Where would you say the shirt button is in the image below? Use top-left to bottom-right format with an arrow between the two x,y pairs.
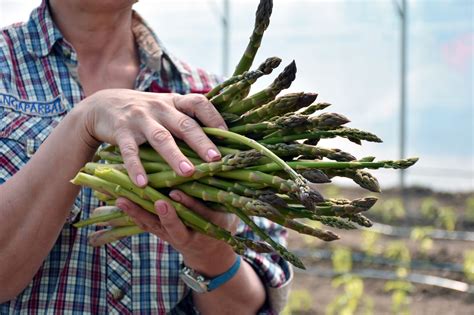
27,146 -> 35,156
26,139 -> 36,157
112,288 -> 124,301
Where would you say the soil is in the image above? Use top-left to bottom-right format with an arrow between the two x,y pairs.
285,186 -> 474,315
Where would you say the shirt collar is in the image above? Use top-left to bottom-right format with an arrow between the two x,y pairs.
23,1 -> 190,77
24,0 -> 63,58
131,11 -> 190,76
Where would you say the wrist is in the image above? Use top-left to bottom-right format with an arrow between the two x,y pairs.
72,98 -> 101,150
183,244 -> 237,278
181,255 -> 242,294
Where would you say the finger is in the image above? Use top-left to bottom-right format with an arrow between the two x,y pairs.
141,118 -> 195,177
163,112 -> 222,162
92,206 -> 130,227
91,205 -> 122,217
169,190 -> 212,217
170,190 -> 237,230
116,198 -> 165,237
88,229 -> 128,247
174,94 -> 228,130
115,129 -> 147,187
155,200 -> 191,246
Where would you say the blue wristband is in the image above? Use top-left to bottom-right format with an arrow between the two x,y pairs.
207,255 -> 241,291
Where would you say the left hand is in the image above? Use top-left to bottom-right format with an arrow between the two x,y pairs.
116,190 -> 240,276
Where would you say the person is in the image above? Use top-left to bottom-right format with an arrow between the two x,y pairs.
0,0 -> 292,314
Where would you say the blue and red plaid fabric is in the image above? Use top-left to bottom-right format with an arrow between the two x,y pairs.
0,1 -> 290,314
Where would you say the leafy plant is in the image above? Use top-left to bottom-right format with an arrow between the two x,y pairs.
384,241 -> 412,314
410,227 -> 433,256
326,275 -> 368,315
420,197 -> 439,220
332,247 -> 352,273
371,198 -> 405,223
282,289 -> 313,315
384,280 -> 413,315
384,241 -> 411,267
420,198 -> 457,231
361,230 -> 381,258
465,197 -> 474,221
326,247 -> 373,315
463,250 -> 474,283
437,206 -> 457,231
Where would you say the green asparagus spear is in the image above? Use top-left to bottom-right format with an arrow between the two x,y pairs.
233,0 -> 274,75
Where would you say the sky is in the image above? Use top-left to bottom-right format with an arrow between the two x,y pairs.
1,0 -> 473,192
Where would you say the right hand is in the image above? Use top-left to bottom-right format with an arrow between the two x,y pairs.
77,89 -> 227,186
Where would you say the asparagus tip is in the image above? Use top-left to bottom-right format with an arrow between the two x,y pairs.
255,0 -> 273,33
258,56 -> 282,74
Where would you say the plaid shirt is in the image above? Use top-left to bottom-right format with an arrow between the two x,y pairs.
0,1 -> 291,314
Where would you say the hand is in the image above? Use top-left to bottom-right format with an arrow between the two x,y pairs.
116,190 -> 240,276
77,89 -> 227,186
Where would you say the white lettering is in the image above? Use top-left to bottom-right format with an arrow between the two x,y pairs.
0,92 -> 64,116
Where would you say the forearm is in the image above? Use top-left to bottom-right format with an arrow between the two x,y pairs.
0,104 -> 98,302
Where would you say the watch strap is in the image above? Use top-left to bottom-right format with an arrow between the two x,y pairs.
207,255 -> 241,291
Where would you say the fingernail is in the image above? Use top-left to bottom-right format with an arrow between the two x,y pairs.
179,161 -> 193,174
170,191 -> 181,201
207,148 -> 220,161
136,174 -> 146,186
156,202 -> 168,216
218,124 -> 228,131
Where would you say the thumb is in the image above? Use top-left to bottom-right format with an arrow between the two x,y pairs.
155,200 -> 190,246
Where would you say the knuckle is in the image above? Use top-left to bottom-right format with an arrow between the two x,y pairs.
192,93 -> 208,103
150,128 -> 173,144
113,118 -> 129,130
149,221 -> 162,232
120,143 -> 138,158
177,116 -> 198,133
200,103 -> 218,117
154,99 -> 172,112
192,94 -> 212,109
125,105 -> 147,118
124,159 -> 141,174
136,221 -> 148,231
192,135 -> 211,148
167,149 -> 184,163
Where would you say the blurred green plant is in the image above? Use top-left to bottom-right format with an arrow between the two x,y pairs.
437,206 -> 457,231
370,198 -> 405,223
326,247 -> 373,315
384,241 -> 411,269
410,227 -> 433,257
420,198 -> 457,231
384,280 -> 414,315
332,247 -> 352,273
463,250 -> 474,283
420,197 -> 439,220
384,241 -> 412,314
465,197 -> 474,221
282,289 -> 313,315
361,230 -> 381,258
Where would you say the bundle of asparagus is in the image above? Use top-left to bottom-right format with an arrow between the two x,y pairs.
71,0 -> 417,269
